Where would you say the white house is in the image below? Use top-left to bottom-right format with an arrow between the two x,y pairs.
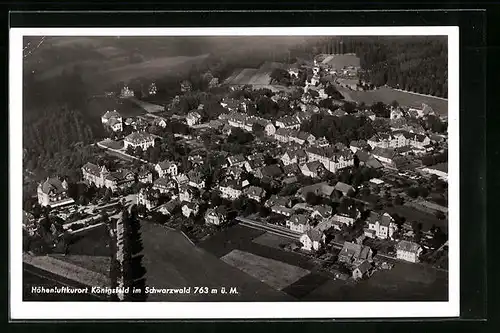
186,111 -> 202,127
421,163 -> 448,181
286,214 -> 311,233
395,240 -> 423,263
205,208 -> 227,226
365,212 -> 398,240
124,132 -> 156,151
120,85 -> 134,98
182,202 -> 199,218
155,160 -> 178,178
219,182 -> 243,200
300,229 -> 326,251
300,161 -> 325,178
281,149 -> 307,166
244,186 -> 266,202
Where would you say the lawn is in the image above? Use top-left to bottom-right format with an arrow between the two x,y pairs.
67,224 -> 112,257
51,254 -> 111,277
221,249 -> 311,291
337,85 -> 448,116
252,232 -> 290,250
386,204 -> 448,232
303,260 -> 448,301
139,222 -> 291,301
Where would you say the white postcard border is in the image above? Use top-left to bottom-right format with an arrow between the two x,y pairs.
10,26 -> 459,320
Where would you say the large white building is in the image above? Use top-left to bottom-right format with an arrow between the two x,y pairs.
124,132 -> 156,151
395,240 -> 423,263
364,212 -> 398,240
37,177 -> 75,208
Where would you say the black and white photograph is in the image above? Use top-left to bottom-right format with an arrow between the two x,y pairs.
10,27 -> 459,319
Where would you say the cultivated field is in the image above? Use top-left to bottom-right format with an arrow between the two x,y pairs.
386,204 -> 447,232
320,54 -> 361,68
139,222 -> 291,301
221,249 -> 310,290
51,254 -> 111,277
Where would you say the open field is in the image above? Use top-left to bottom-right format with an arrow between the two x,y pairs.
320,53 -> 361,68
336,85 -> 448,116
252,232 -> 290,250
102,54 -> 210,83
66,224 -> 112,257
386,204 -> 448,232
50,254 -> 111,277
139,221 -> 291,301
303,260 -> 448,301
221,249 -> 310,290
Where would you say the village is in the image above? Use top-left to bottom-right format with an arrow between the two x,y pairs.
23,50 -> 449,299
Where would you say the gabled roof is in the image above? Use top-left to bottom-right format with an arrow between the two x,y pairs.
157,160 -> 175,170
244,186 -> 266,197
261,164 -> 283,178
396,240 -> 422,253
39,177 -> 66,195
290,214 -> 310,225
82,162 -> 101,176
304,161 -> 324,172
125,132 -> 155,144
296,182 -> 335,198
102,110 -> 121,119
304,228 -> 324,242
334,182 -> 354,194
369,211 -> 394,227
227,154 -> 246,165
371,147 -> 396,160
355,260 -> 372,274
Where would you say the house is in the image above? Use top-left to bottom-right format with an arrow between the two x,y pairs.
226,165 -> 245,180
355,109 -> 376,121
365,211 -> 398,240
37,177 -> 74,208
310,205 -> 333,220
188,154 -> 204,167
227,154 -> 246,167
305,145 -> 354,173
148,82 -> 157,96
265,195 -> 293,208
265,123 -> 277,136
153,117 -> 167,128
338,241 -> 373,265
179,186 -> 198,203
349,140 -> 370,153
352,260 -> 372,280
395,240 -> 423,263
205,207 -> 228,226
300,229 -> 326,251
101,110 -> 123,127
180,80 -> 192,92
271,205 -> 293,217
137,187 -> 160,210
153,177 -> 177,194
331,203 -> 361,228
300,161 -> 326,178
244,186 -> 266,202
274,128 -> 292,143
275,116 -> 301,130
289,131 -> 316,146
124,132 -> 156,151
120,85 -> 134,98
155,160 -> 178,178
371,147 -> 397,165
390,106 -> 405,119
156,199 -> 180,216
82,163 -> 135,191
287,64 -> 300,77
182,202 -> 199,218
334,182 -> 355,196
220,98 -> 242,112
296,182 -> 335,200
244,155 -> 266,173
282,163 -> 301,177
186,111 -> 202,127
209,77 -> 219,88
286,214 -> 311,233
187,169 -> 206,190
106,117 -> 123,132
218,181 -> 243,200
332,109 -> 348,117
23,211 -> 37,236
281,149 -> 307,166
137,169 -> 153,184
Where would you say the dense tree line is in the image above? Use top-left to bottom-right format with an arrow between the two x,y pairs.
300,114 -> 376,145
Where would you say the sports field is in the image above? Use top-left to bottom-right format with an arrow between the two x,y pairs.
221,249 -> 310,290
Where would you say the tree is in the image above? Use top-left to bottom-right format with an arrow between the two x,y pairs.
435,211 -> 446,220
270,68 -> 291,86
324,85 -> 344,99
407,187 -> 419,199
305,192 -> 320,205
252,123 -> 265,137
